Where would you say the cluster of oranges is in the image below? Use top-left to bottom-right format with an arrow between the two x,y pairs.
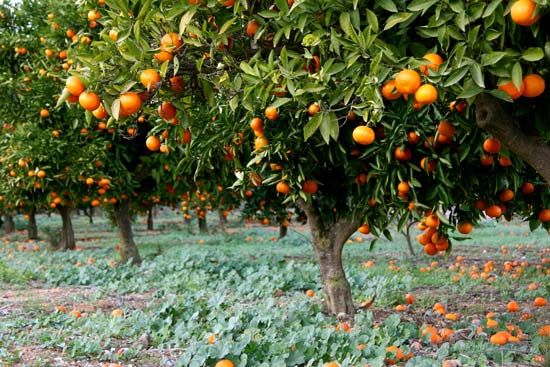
416,212 -> 450,256
498,74 -> 545,100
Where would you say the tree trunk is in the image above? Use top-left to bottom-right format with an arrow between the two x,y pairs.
184,217 -> 192,233
218,210 -> 227,233
147,207 -> 154,231
113,199 -> 141,265
27,209 -> 38,240
297,199 -> 360,322
403,221 -> 416,256
85,207 -> 94,224
3,215 -> 15,234
199,216 -> 208,234
475,93 -> 550,184
57,206 -> 75,250
278,223 -> 288,239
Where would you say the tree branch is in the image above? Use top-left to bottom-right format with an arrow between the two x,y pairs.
475,93 -> 550,184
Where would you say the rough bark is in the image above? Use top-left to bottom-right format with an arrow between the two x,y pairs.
199,216 -> 208,234
114,199 -> 141,265
3,215 -> 15,234
218,210 -> 227,233
278,223 -> 288,239
297,199 -> 360,322
57,206 -> 75,250
475,93 -> 550,184
147,207 -> 154,231
27,209 -> 38,240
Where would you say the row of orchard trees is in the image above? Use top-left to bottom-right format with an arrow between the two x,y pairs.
0,0 -> 294,258
2,0 -> 550,322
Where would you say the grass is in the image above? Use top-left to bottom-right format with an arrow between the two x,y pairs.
0,209 -> 548,366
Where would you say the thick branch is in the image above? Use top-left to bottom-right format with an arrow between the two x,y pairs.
475,93 -> 550,184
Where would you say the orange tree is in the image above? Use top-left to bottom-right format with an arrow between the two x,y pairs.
0,0 -> 111,247
67,0 -> 549,321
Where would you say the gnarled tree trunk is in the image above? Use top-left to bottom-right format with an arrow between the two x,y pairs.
475,93 -> 550,184
27,209 -> 38,240
147,207 -> 154,231
3,215 -> 15,234
114,198 -> 141,265
57,206 -> 75,250
297,199 -> 360,322
199,216 -> 208,234
278,223 -> 288,239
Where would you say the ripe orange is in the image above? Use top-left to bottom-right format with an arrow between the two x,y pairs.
534,297 -> 548,307
87,9 -> 101,21
154,51 -> 174,63
146,136 -> 161,151
160,32 -> 182,52
358,224 -> 370,234
498,189 -> 514,202
510,0 -> 540,26
215,360 -> 234,367
498,156 -> 512,167
414,84 -> 438,104
246,20 -> 260,37
169,76 -> 184,93
220,0 -> 235,7
420,157 -> 436,172
307,102 -> 320,116
255,136 -> 269,151
158,101 -> 177,119
45,49 -> 53,58
302,180 -> 318,194
522,74 -> 545,97
521,182 -> 535,195
483,137 -> 501,154
507,300 -> 520,312
352,126 -> 375,145
438,120 -> 456,138
480,154 -> 494,166
66,76 -> 85,96
381,80 -> 402,100
250,117 -> 264,133
405,293 -> 415,305
538,209 -> 550,222
490,331 -> 510,346
498,80 -> 525,100
485,205 -> 502,218
119,92 -> 142,116
79,91 -> 101,111
40,109 -> 49,118
407,131 -> 420,144
424,243 -> 437,256
397,181 -> 410,194
109,29 -> 118,41
140,69 -> 161,90
37,170 -> 46,179
264,106 -> 279,120
425,214 -> 440,229
395,69 -> 421,95
305,289 -> 315,297
419,53 -> 444,75
276,181 -> 290,194
457,221 -> 473,234
93,104 -> 108,119
394,147 -> 412,161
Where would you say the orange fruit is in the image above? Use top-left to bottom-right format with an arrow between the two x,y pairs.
538,209 -> 550,222
276,181 -> 291,195
302,180 -> 318,194
490,331 -> 510,346
358,224 -> 370,234
264,106 -> 279,120
522,74 -> 545,97
160,32 -> 182,52
394,147 -> 412,161
534,297 -> 548,307
66,76 -> 85,96
169,76 -> 184,93
510,0 -> 540,26
485,205 -> 502,218
154,51 -> 173,63
109,29 -> 118,41
425,214 -> 440,228
480,154 -> 494,166
250,117 -> 264,133
483,138 -> 501,154
352,126 -> 375,145
498,80 -> 525,100
414,84 -> 438,104
79,91 -> 101,111
457,221 -> 473,234
381,80 -> 402,100
438,120 -> 456,137
215,360 -> 235,367
507,300 -> 520,312
407,131 -> 420,144
521,182 -> 535,195
424,243 -> 437,256
158,101 -> 177,119
420,157 -> 436,172
405,293 -> 415,305
87,9 -> 101,21
397,181 -> 410,194
92,104 -> 108,119
119,92 -> 142,116
254,136 -> 269,151
246,20 -> 260,37
37,170 -> 46,179
419,53 -> 444,75
40,109 -> 49,118
307,102 -> 320,116
395,69 -> 421,95
140,69 -> 161,90
498,189 -> 515,202
146,136 -> 161,151
220,0 -> 235,7
305,289 -> 315,297
498,156 -> 512,167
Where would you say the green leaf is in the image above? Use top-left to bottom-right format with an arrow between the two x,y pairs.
179,10 -> 196,35
377,0 -> 398,12
482,0 -> 501,18
407,0 -> 438,12
111,99 -> 121,120
457,85 -> 484,99
383,12 -> 413,30
339,12 -> 356,39
219,17 -> 236,35
481,51 -> 506,66
366,9 -> 379,33
56,88 -> 71,108
511,62 -> 523,90
304,113 -> 323,141
522,47 -> 544,62
319,113 -> 331,144
444,66 -> 469,87
469,63 -> 485,88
